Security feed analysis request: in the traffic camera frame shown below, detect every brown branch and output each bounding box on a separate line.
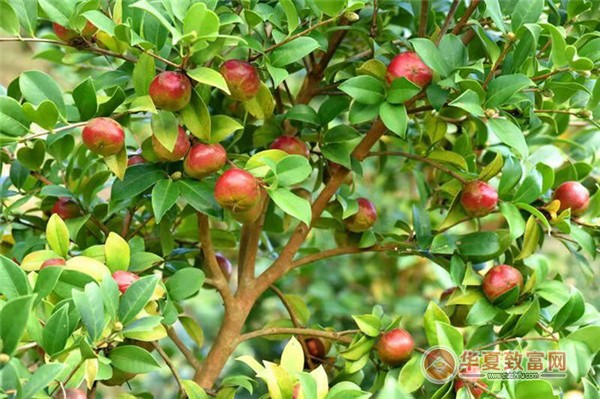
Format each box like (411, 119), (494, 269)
(436, 0), (461, 44)
(451, 0), (481, 35)
(152, 341), (185, 396)
(238, 328), (358, 344)
(289, 244), (399, 270)
(238, 197), (269, 290)
(370, 0), (379, 37)
(167, 326), (201, 369)
(483, 39), (513, 88)
(366, 151), (469, 184)
(419, 0), (430, 37)
(531, 67), (569, 81)
(121, 209), (134, 237)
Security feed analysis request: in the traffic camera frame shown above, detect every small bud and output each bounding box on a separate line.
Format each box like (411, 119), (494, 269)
(580, 70), (591, 78)
(0, 354), (10, 365)
(578, 109), (592, 119)
(171, 171), (183, 180)
(114, 322), (123, 332)
(506, 32), (517, 42)
(541, 89), (554, 98)
(484, 108), (498, 119)
(344, 11), (359, 22)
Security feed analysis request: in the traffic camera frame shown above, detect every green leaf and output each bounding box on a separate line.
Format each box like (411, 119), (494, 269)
(33, 266), (63, 305)
(352, 314), (381, 337)
(151, 111), (179, 152)
(410, 38), (452, 77)
(176, 179), (220, 216)
(0, 255), (31, 299)
(111, 164), (166, 203)
(72, 77), (97, 121)
(281, 337), (304, 374)
(183, 2), (219, 43)
(423, 302), (450, 346)
(182, 380), (209, 399)
(285, 104), (320, 125)
(515, 380), (558, 399)
(379, 102), (408, 138)
(131, 0), (181, 43)
(449, 89), (484, 117)
(0, 295), (35, 355)
(166, 268), (205, 301)
(181, 89), (211, 141)
(566, 326), (600, 353)
(19, 71), (66, 116)
(512, 0), (543, 30)
(46, 214), (70, 258)
(42, 304), (71, 356)
(133, 53), (156, 97)
(22, 364), (64, 398)
(513, 169), (542, 204)
(435, 321), (463, 357)
(552, 289), (585, 331)
(180, 316), (204, 347)
(270, 37), (320, 67)
(0, 96), (31, 137)
(11, 0), (37, 36)
(118, 275), (159, 324)
(486, 74), (534, 108)
(242, 82), (275, 120)
(315, 0), (347, 16)
(187, 67), (230, 95)
(151, 179), (180, 224)
(339, 76), (386, 105)
(105, 232), (130, 272)
(515, 216), (540, 260)
(511, 298), (540, 336)
(268, 188), (312, 226)
(500, 203), (526, 240)
(73, 282), (105, 341)
(109, 345), (161, 374)
(478, 152), (503, 181)
(82, 10), (116, 35)
(279, 0), (299, 32)
(484, 0), (505, 32)
(456, 231), (511, 262)
(129, 252), (164, 273)
(398, 354), (424, 393)
(38, 0), (70, 26)
(0, 2), (20, 35)
(100, 275), (120, 321)
(104, 147), (127, 181)
(22, 100), (58, 131)
(387, 77), (421, 104)
(488, 118), (529, 159)
(210, 115), (243, 143)
(275, 155), (312, 186)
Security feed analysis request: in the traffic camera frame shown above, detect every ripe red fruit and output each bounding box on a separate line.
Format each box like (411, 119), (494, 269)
(40, 258), (66, 269)
(220, 60), (261, 101)
(305, 338), (326, 360)
(184, 143), (227, 179)
(149, 71), (192, 111)
(343, 198), (377, 232)
(460, 181), (498, 217)
(454, 366), (487, 399)
(215, 253), (233, 279)
(386, 52), (433, 88)
(82, 118), (125, 156)
(482, 264), (523, 305)
(152, 126), (191, 162)
(553, 181), (590, 216)
(112, 271), (140, 294)
(53, 21), (97, 42)
(51, 197), (80, 220)
(214, 169), (261, 212)
(56, 388), (87, 399)
(377, 328), (415, 367)
(127, 155), (146, 166)
(270, 136), (310, 158)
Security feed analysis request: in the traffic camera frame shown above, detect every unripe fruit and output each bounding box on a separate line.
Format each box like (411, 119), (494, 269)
(220, 60), (261, 101)
(149, 71), (192, 111)
(40, 258), (66, 269)
(324, 162), (353, 186)
(214, 169), (261, 212)
(152, 126), (191, 162)
(51, 197), (80, 220)
(82, 118), (125, 156)
(215, 253), (233, 279)
(270, 136), (310, 158)
(112, 271), (140, 294)
(454, 366), (487, 399)
(482, 265), (523, 306)
(386, 52), (433, 88)
(460, 181), (498, 217)
(114, 321), (123, 332)
(55, 388), (87, 399)
(184, 143), (227, 179)
(553, 181), (590, 216)
(343, 198), (377, 233)
(53, 21), (96, 42)
(377, 328), (414, 367)
(127, 155), (146, 166)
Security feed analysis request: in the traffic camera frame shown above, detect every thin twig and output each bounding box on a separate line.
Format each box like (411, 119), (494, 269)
(370, 0), (379, 37)
(483, 39), (513, 88)
(152, 341), (185, 397)
(419, 0), (430, 37)
(436, 0), (461, 44)
(289, 244), (400, 270)
(238, 328), (358, 344)
(167, 326), (201, 368)
(451, 0), (481, 35)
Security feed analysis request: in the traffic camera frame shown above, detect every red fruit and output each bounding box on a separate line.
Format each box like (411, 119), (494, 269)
(305, 338), (326, 359)
(215, 253), (233, 279)
(460, 181), (498, 217)
(324, 162), (353, 186)
(482, 264), (523, 304)
(53, 23), (79, 42)
(270, 136), (310, 158)
(454, 366), (487, 399)
(149, 71), (192, 111)
(386, 52), (433, 88)
(184, 143), (227, 179)
(152, 126), (190, 162)
(112, 271), (140, 294)
(343, 198), (377, 232)
(56, 388), (87, 399)
(127, 155), (146, 166)
(377, 328), (415, 367)
(220, 60), (261, 101)
(553, 181), (590, 216)
(51, 197), (80, 220)
(214, 169), (261, 212)
(82, 118), (125, 156)
(40, 258), (66, 269)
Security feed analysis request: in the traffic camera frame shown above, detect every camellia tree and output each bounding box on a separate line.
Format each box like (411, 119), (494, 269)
(0, 0), (599, 398)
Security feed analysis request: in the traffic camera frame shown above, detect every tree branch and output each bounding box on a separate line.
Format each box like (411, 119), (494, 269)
(238, 327), (358, 344)
(238, 197), (269, 290)
(152, 341), (185, 397)
(289, 244), (400, 270)
(451, 0), (481, 35)
(419, 0), (429, 37)
(436, 0), (461, 44)
(167, 326), (200, 369)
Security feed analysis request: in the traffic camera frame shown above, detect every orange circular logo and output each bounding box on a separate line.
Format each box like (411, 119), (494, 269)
(421, 346), (459, 384)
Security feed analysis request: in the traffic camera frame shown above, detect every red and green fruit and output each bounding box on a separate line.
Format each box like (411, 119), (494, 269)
(152, 126), (191, 162)
(127, 155), (146, 166)
(82, 118), (125, 156)
(270, 136), (310, 158)
(377, 328), (414, 367)
(386, 52), (433, 88)
(112, 271), (140, 294)
(149, 71), (192, 111)
(482, 264), (523, 307)
(343, 198), (377, 232)
(460, 181), (498, 217)
(553, 181), (590, 216)
(40, 258), (66, 269)
(184, 143), (227, 179)
(220, 60), (260, 101)
(51, 197), (80, 220)
(53, 21), (97, 42)
(214, 169), (261, 212)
